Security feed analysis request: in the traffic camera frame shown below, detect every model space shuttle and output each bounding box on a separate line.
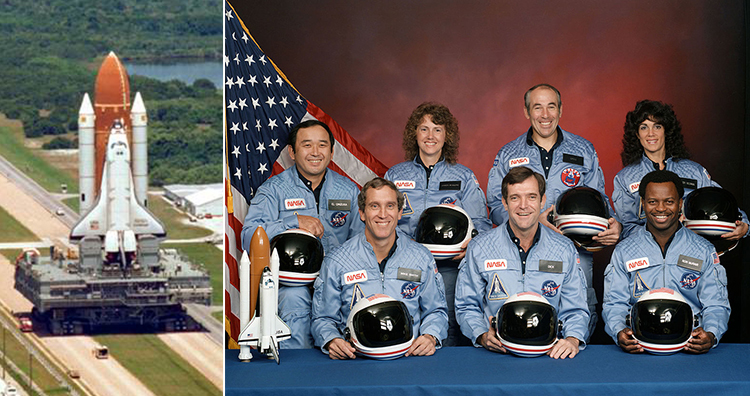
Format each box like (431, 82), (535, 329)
(70, 52), (165, 266)
(237, 227), (291, 364)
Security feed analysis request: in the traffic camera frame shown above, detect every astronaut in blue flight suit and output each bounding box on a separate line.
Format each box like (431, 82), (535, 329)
(612, 99), (748, 240)
(486, 84), (621, 340)
(241, 120), (363, 349)
(311, 178), (448, 359)
(603, 170), (730, 353)
(385, 102), (491, 346)
(456, 166), (590, 359)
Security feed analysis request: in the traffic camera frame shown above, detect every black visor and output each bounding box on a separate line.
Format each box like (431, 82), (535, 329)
(556, 186), (610, 218)
(415, 206), (470, 245)
(496, 301), (557, 346)
(683, 187), (740, 223)
(352, 301), (413, 348)
(271, 233), (324, 274)
(632, 299), (692, 345)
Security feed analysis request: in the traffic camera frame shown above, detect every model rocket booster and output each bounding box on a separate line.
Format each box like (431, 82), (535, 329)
(70, 121), (165, 261)
(238, 227), (290, 363)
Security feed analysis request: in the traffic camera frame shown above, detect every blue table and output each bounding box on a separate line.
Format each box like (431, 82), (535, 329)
(226, 344), (750, 395)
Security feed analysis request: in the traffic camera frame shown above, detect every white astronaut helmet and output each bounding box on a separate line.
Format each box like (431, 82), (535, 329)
(415, 204), (477, 260)
(492, 292), (560, 358)
(627, 288), (697, 355)
(345, 294), (414, 360)
(552, 186), (610, 252)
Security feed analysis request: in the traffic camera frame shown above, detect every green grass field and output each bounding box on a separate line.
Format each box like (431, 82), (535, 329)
(93, 334), (220, 396)
(0, 126), (78, 194)
(149, 196), (213, 240)
(163, 243), (222, 306)
(0, 206), (37, 243)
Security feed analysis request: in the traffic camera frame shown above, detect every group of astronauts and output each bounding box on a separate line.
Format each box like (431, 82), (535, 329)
(240, 83), (746, 359)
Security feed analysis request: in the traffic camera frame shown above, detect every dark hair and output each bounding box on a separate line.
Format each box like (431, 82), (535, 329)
(287, 120), (335, 152)
(524, 84), (562, 111)
(638, 170), (684, 199)
(358, 177), (404, 212)
(501, 166), (546, 200)
(402, 102), (460, 164)
(621, 100), (690, 166)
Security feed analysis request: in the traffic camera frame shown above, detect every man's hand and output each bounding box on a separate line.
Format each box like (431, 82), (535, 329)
(297, 215), (325, 237)
(593, 218), (622, 246)
(479, 316), (507, 353)
(540, 205), (563, 234)
(721, 220), (748, 241)
(617, 328), (643, 353)
(406, 334), (436, 357)
(685, 327), (715, 354)
(548, 336), (580, 359)
(451, 238), (471, 261)
(325, 338), (356, 360)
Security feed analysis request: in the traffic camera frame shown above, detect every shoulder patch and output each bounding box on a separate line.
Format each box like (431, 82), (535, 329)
(561, 168), (581, 187)
(487, 273), (509, 300)
(633, 272), (650, 298)
(401, 192), (414, 215)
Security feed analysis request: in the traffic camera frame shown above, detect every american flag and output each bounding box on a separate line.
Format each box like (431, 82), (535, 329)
(223, 0), (388, 344)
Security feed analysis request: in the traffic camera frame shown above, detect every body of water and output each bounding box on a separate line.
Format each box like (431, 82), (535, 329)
(125, 60), (222, 89)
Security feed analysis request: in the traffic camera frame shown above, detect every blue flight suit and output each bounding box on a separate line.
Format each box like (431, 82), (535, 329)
(612, 155), (748, 240)
(455, 223), (590, 347)
(241, 166), (363, 348)
(385, 157), (491, 346)
(602, 225), (730, 344)
(311, 230), (448, 350)
(486, 128), (612, 339)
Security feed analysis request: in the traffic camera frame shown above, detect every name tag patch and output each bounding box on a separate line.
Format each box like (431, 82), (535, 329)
(563, 153), (584, 166)
(677, 255), (703, 272)
(509, 157), (530, 167)
(328, 199), (351, 211)
(626, 257), (650, 272)
(629, 182), (640, 194)
(344, 270), (368, 284)
(284, 198), (306, 210)
(681, 178), (698, 190)
(394, 180), (416, 189)
(439, 181), (461, 190)
(397, 267), (422, 282)
(484, 259), (507, 271)
(539, 260), (562, 274)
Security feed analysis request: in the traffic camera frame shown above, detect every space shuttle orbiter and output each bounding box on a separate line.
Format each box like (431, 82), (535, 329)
(70, 120), (165, 266)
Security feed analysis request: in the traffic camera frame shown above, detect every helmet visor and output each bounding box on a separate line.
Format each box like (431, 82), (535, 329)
(632, 299), (692, 345)
(415, 207), (470, 245)
(352, 301), (413, 348)
(497, 301), (557, 346)
(272, 234), (324, 274)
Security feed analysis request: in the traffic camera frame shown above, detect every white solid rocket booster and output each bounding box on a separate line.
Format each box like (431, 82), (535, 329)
(131, 92), (148, 208)
(78, 93), (96, 214)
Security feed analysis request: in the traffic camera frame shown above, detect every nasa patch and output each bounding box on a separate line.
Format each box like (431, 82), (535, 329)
(394, 180), (416, 189)
(401, 282), (420, 299)
(509, 157), (530, 168)
(560, 168), (581, 187)
(541, 280), (560, 297)
(484, 259), (507, 271)
(284, 198), (306, 210)
(628, 182), (640, 194)
(329, 211), (348, 227)
(344, 270), (368, 285)
(439, 196), (456, 205)
(626, 257), (650, 272)
(680, 272), (700, 290)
